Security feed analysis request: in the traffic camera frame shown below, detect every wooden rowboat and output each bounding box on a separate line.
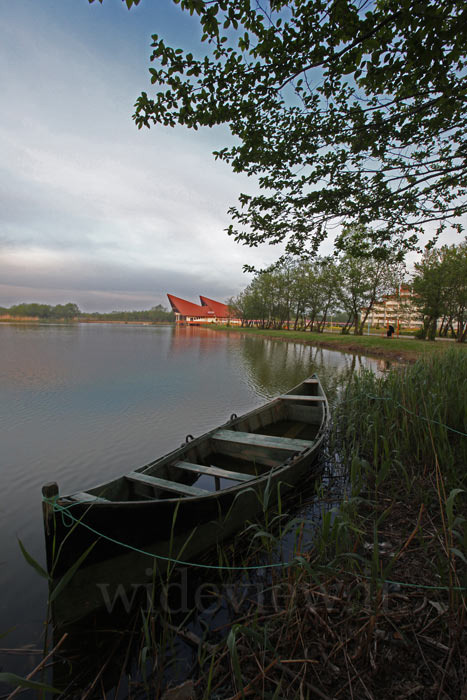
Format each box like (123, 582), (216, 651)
(42, 374), (329, 580)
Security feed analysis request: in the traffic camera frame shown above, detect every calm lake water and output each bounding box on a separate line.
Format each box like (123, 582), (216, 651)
(0, 323), (386, 689)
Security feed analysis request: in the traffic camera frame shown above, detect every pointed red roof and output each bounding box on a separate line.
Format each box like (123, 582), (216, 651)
(167, 294), (215, 317)
(199, 296), (231, 317)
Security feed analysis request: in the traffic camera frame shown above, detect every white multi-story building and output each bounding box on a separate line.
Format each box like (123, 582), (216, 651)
(361, 286), (423, 329)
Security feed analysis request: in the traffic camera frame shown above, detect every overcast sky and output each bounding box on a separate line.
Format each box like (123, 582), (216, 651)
(1, 1), (464, 312)
(0, 0), (285, 312)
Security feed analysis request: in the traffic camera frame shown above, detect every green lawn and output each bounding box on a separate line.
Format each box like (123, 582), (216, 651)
(211, 325), (466, 360)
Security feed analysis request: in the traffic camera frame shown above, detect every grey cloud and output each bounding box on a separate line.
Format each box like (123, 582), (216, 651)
(0, 255), (243, 311)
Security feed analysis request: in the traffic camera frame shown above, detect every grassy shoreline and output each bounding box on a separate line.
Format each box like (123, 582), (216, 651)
(211, 324), (466, 362)
(188, 348), (467, 698)
(119, 348), (464, 699)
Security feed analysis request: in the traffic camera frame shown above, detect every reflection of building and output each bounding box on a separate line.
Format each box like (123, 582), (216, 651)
(361, 286), (423, 329)
(167, 294), (241, 325)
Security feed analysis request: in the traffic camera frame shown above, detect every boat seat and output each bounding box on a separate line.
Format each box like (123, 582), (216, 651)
(212, 430), (313, 451)
(173, 461), (254, 482)
(68, 491), (109, 503)
(280, 395), (326, 401)
(303, 378), (319, 384)
(126, 471), (209, 497)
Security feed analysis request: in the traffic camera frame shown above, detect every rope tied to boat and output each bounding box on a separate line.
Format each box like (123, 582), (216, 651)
(42, 496), (467, 591)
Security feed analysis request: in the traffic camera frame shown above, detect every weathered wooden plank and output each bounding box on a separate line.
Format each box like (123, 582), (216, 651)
(283, 422), (307, 439)
(287, 404), (322, 425)
(213, 429), (313, 451)
(280, 395), (326, 401)
(126, 471), (209, 497)
(174, 461), (254, 482)
(303, 378), (319, 384)
(68, 491), (109, 503)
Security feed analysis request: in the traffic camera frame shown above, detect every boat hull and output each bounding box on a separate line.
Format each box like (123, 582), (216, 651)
(43, 375), (329, 583)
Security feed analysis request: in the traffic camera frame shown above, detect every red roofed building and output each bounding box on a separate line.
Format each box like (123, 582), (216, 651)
(167, 294), (241, 325)
(199, 296), (231, 318)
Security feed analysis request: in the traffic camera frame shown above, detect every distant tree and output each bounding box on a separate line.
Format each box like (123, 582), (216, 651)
(147, 304), (174, 322)
(336, 227), (402, 335)
(440, 242), (467, 342)
(227, 294), (245, 324)
(315, 259), (339, 332)
(9, 303), (52, 318)
(52, 303), (81, 320)
(3, 302), (175, 323)
(254, 271), (282, 328)
(412, 250), (447, 340)
(231, 256), (339, 331)
(412, 241), (467, 342)
(230, 269), (287, 328)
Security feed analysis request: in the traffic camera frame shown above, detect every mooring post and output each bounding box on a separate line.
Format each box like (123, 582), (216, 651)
(42, 482), (59, 537)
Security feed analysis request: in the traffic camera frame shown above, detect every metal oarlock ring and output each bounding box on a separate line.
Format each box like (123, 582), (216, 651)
(185, 434), (194, 443)
(230, 413), (238, 421)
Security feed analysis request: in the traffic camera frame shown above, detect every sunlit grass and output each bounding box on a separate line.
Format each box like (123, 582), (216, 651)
(213, 324), (467, 359)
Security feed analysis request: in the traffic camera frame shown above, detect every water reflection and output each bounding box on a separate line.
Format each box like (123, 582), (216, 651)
(237, 333), (381, 406)
(0, 323), (387, 696)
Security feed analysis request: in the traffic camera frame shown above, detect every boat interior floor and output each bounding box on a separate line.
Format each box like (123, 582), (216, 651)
(250, 419), (319, 442)
(71, 413), (323, 504)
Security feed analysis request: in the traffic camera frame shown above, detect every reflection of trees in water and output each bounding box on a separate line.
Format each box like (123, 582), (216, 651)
(168, 328), (384, 406)
(239, 337), (312, 397)
(239, 336), (380, 404)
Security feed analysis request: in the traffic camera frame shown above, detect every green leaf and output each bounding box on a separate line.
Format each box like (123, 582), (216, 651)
(450, 547), (467, 565)
(17, 539), (49, 580)
(0, 672), (60, 694)
(226, 627), (243, 694)
(446, 489), (464, 526)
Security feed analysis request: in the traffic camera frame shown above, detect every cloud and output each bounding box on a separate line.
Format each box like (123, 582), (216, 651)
(0, 2), (281, 311)
(0, 245), (249, 311)
(1, 0), (465, 315)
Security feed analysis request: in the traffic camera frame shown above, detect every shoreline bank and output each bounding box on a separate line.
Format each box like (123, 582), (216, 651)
(0, 318), (174, 326)
(210, 324), (465, 363)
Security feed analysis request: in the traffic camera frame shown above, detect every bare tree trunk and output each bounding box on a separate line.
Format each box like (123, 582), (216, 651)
(342, 314), (353, 333)
(293, 305), (302, 331)
(358, 307), (371, 335)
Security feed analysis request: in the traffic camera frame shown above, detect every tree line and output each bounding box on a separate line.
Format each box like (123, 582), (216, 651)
(228, 240), (467, 342)
(413, 241), (467, 342)
(0, 302), (81, 320)
(229, 254), (401, 335)
(0, 303), (174, 323)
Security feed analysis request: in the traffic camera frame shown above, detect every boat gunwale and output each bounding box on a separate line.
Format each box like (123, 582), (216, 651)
(57, 374), (330, 508)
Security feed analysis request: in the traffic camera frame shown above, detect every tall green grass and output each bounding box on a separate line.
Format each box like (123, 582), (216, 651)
(332, 347), (467, 493)
(205, 349), (467, 697)
(133, 349), (467, 697)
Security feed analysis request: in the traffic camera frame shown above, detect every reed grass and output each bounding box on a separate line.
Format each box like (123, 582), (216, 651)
(188, 348), (467, 699)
